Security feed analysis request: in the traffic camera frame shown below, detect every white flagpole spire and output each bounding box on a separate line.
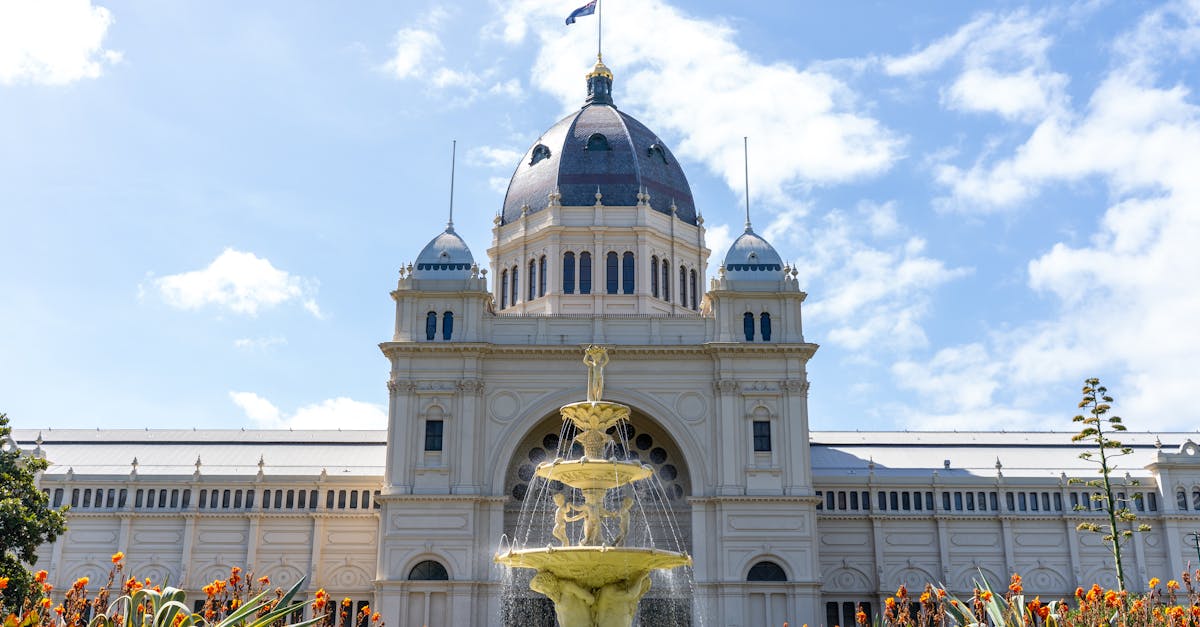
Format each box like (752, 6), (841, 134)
(597, 0), (603, 60)
(743, 136), (752, 232)
(448, 139), (457, 230)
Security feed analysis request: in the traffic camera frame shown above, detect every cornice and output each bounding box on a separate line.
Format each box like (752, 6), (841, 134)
(687, 495), (821, 505)
(381, 341), (818, 359)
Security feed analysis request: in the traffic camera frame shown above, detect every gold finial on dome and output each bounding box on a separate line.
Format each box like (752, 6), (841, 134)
(587, 54), (613, 80)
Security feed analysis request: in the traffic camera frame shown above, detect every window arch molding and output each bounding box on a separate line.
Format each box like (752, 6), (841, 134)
(744, 558), (790, 582)
(406, 558), (451, 581)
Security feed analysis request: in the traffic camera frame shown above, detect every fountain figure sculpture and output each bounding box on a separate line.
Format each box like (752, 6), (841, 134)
(495, 346), (692, 626)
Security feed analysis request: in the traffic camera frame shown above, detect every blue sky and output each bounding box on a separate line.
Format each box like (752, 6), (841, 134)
(2, 0), (1198, 433)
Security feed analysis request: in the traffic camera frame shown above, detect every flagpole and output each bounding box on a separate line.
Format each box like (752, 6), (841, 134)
(597, 0), (603, 59)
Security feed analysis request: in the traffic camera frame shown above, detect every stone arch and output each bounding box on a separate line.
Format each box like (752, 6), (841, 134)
(742, 555), (792, 581)
(1082, 564), (1120, 590)
(822, 566), (872, 593)
(325, 564), (373, 590)
(259, 562), (305, 590)
(196, 563), (234, 586)
(66, 562), (107, 587)
(1025, 567), (1069, 594)
(133, 563), (176, 588)
(402, 554), (454, 580)
(487, 386), (707, 495)
(891, 566), (937, 592)
(952, 566), (1003, 594)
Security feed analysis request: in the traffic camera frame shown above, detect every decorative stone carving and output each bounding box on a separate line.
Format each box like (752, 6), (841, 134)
(457, 379), (485, 394)
(714, 380), (739, 394)
(387, 380), (416, 394)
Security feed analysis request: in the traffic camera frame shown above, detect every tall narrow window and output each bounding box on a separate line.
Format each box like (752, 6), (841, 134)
(579, 252), (592, 294)
(661, 259), (670, 301)
(425, 311), (437, 341)
(563, 252), (576, 294)
(424, 419), (444, 452)
(679, 266), (687, 306)
(651, 256), (659, 297)
(511, 265), (518, 304)
(743, 312), (755, 341)
(752, 420), (771, 451)
(760, 312), (772, 341)
(500, 270), (508, 308)
(528, 259), (537, 301)
(538, 255), (547, 297)
(690, 269), (698, 310)
(622, 252), (634, 294)
(441, 311), (453, 340)
(606, 252), (619, 294)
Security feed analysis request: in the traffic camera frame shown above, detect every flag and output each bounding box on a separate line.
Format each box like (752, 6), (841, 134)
(565, 0), (596, 25)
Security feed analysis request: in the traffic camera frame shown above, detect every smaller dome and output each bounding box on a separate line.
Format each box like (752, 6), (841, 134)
(412, 226), (474, 279)
(723, 227), (784, 278)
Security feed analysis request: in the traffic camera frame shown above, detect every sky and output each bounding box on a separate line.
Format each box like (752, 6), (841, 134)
(1, 0), (1199, 434)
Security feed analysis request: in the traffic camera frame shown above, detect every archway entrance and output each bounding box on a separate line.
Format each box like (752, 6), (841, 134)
(500, 406), (694, 626)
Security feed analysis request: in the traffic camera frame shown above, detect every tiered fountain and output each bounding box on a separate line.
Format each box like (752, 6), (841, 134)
(495, 346), (692, 626)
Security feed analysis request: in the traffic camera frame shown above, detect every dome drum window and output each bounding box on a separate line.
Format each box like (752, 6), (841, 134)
(529, 144), (551, 165)
(647, 143), (669, 164)
(586, 133), (611, 151)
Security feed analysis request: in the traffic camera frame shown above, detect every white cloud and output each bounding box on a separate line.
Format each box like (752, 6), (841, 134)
(885, 11), (1068, 122)
(233, 336), (287, 350)
(703, 223), (733, 278)
(153, 248), (321, 317)
(468, 145), (523, 169)
(496, 0), (902, 204)
(890, 1), (1200, 430)
(488, 176), (510, 194)
(383, 27), (440, 80)
(230, 392), (386, 430)
(0, 0), (120, 85)
(781, 208), (970, 353)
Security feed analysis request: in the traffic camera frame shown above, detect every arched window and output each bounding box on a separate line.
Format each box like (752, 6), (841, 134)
(538, 256), (547, 297)
(528, 259), (537, 301)
(425, 311), (437, 341)
(1178, 489), (1188, 510)
(661, 258), (670, 302)
(511, 265), (519, 305)
(606, 252), (619, 294)
(586, 133), (611, 151)
(651, 256), (659, 298)
(622, 252), (635, 294)
(760, 312), (772, 341)
(1192, 489), (1200, 511)
(579, 252), (592, 294)
(690, 270), (698, 310)
(647, 143), (669, 164)
(743, 312), (755, 341)
(442, 311), (453, 340)
(679, 266), (687, 307)
(408, 560), (449, 581)
(500, 269), (508, 309)
(563, 252), (576, 294)
(530, 144), (551, 165)
(747, 561), (787, 582)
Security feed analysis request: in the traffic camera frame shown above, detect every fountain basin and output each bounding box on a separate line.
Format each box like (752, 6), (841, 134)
(495, 546), (691, 589)
(535, 459), (651, 490)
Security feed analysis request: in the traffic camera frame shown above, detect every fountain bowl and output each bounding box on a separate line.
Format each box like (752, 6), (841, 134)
(495, 546), (692, 590)
(535, 459), (652, 490)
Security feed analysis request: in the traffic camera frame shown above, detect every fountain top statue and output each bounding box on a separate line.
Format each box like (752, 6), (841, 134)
(583, 344), (609, 402)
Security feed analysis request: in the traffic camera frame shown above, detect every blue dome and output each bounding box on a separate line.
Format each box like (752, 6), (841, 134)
(501, 61), (696, 225)
(723, 227), (784, 278)
(412, 226), (474, 279)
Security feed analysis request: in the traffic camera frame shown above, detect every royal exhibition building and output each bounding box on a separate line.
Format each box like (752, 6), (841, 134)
(12, 57), (1200, 627)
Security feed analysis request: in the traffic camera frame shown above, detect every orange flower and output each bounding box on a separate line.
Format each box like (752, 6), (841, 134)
(34, 571), (48, 584)
(1149, 577), (1161, 589)
(111, 552), (124, 563)
(258, 576), (270, 585)
(72, 576), (89, 589)
(885, 597), (896, 609)
(1170, 605), (1186, 620)
(371, 613), (381, 623)
(342, 598), (352, 607)
(1008, 574), (1023, 595)
(1037, 606), (1050, 620)
(1192, 605), (1200, 618)
(896, 585), (908, 598)
(1104, 590), (1120, 607)
(202, 584), (216, 597)
(855, 609), (867, 624)
(171, 615), (185, 627)
(53, 606), (64, 617)
(1168, 579), (1180, 590)
(980, 590), (993, 602)
(919, 591), (930, 604)
(42, 584), (52, 593)
(0, 578), (7, 590)
(230, 599), (241, 610)
(1075, 586), (1084, 598)
(230, 567), (241, 575)
(935, 588), (946, 599)
(204, 610), (215, 620)
(950, 600), (959, 607)
(137, 604), (145, 614)
(39, 599), (52, 610)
